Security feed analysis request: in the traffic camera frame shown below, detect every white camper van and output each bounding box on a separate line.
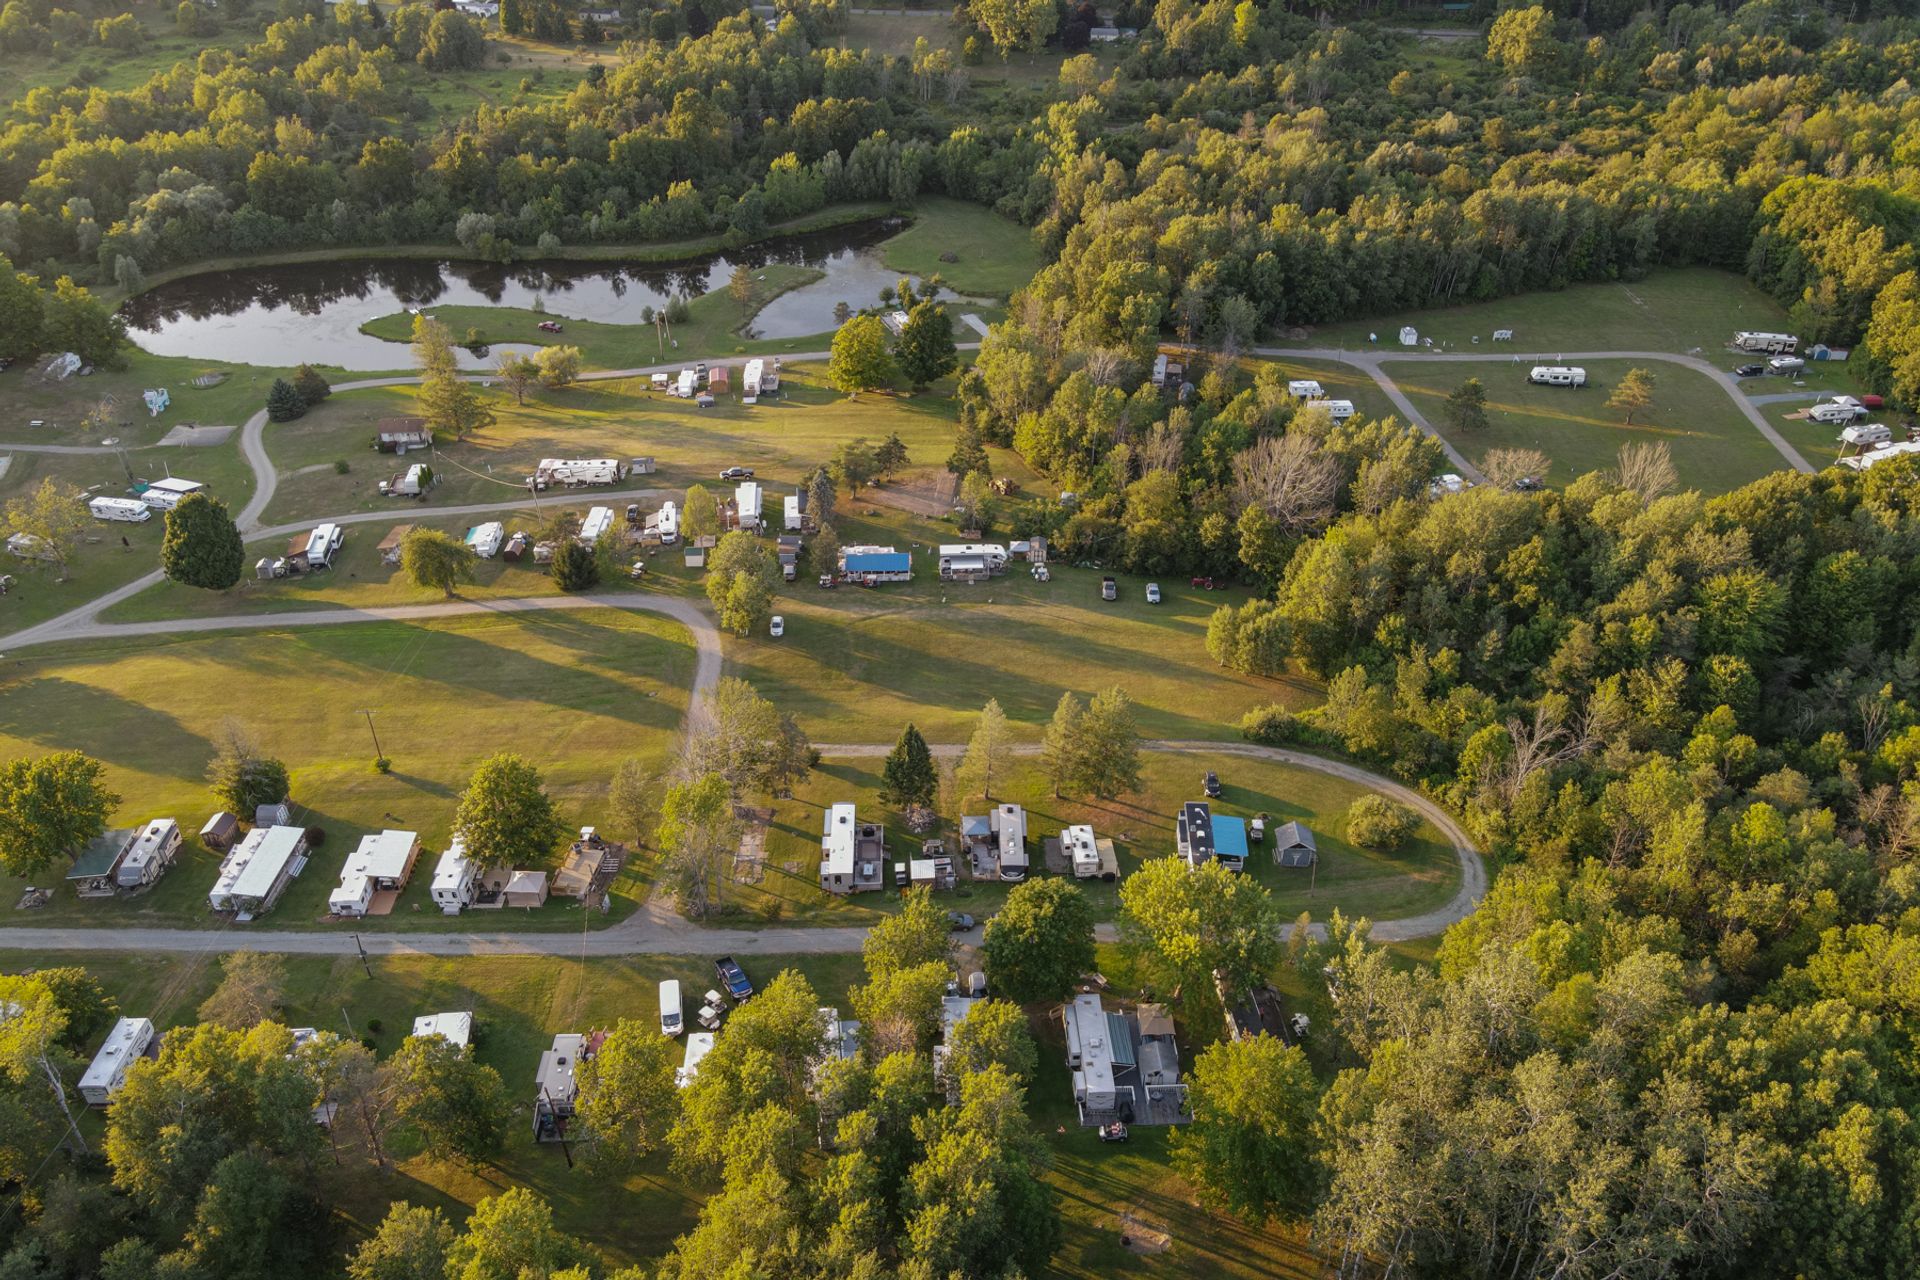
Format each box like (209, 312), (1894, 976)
(1305, 398), (1357, 421)
(1734, 331), (1798, 354)
(659, 980), (683, 1037)
(89, 496), (150, 523)
(1840, 422), (1892, 448)
(1529, 366), (1587, 387)
(1287, 379), (1324, 399)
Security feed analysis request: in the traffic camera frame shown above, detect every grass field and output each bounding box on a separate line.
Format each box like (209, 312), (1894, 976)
(880, 196), (1046, 298)
(1381, 357), (1788, 491)
(7, 942), (1330, 1279)
(736, 750), (1458, 928)
(0, 610), (693, 931)
(1309, 268), (1794, 358)
(356, 262), (831, 367)
(248, 361), (967, 526)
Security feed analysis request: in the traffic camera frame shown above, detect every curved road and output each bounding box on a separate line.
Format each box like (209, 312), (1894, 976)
(1253, 346), (1815, 479)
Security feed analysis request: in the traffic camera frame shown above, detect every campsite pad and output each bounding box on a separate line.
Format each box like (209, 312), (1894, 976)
(157, 424), (236, 446)
(363, 889), (401, 916)
(866, 469), (958, 518)
(732, 807), (772, 885)
(1118, 1213), (1172, 1256)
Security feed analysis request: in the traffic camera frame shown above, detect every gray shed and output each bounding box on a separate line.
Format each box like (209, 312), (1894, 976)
(1273, 821), (1317, 868)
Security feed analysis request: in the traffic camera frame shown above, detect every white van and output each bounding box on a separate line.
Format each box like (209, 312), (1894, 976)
(1529, 366), (1587, 387)
(1840, 422), (1892, 447)
(1304, 398), (1356, 422)
(89, 496), (151, 523)
(659, 980), (683, 1037)
(1287, 379), (1324, 399)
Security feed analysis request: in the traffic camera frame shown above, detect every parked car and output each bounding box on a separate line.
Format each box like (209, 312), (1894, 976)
(714, 956), (753, 1002)
(1191, 576), (1219, 589)
(537, 320), (563, 333)
(1203, 770), (1222, 798)
(719, 466), (754, 479)
(1146, 582), (1161, 604)
(1101, 576), (1117, 601)
(769, 615), (784, 638)
(948, 912), (975, 931)
(1733, 363), (1766, 377)
(1513, 476), (1545, 492)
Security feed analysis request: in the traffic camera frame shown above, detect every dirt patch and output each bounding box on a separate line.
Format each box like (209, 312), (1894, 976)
(867, 468), (958, 519)
(1119, 1212), (1172, 1255)
(733, 805), (772, 885)
(157, 424), (236, 447)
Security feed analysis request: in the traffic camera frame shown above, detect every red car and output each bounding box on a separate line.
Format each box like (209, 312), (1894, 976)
(1191, 576), (1219, 590)
(537, 320), (563, 333)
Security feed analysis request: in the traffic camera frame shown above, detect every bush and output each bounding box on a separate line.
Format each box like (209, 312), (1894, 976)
(291, 363), (332, 406)
(332, 459), (350, 474)
(1240, 704), (1300, 745)
(1346, 795), (1419, 851)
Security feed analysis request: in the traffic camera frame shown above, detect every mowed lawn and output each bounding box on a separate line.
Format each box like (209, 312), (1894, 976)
(738, 750), (1459, 928)
(0, 610), (693, 931)
(880, 196), (1046, 298)
(1307, 266), (1793, 357)
(1381, 357), (1788, 492)
(252, 364), (966, 526)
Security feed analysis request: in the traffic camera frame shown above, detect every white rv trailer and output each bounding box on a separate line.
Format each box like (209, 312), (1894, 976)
(1840, 422), (1892, 447)
(115, 818), (181, 889)
(1734, 331), (1798, 354)
(534, 458), (626, 488)
(1838, 440), (1920, 472)
(465, 521), (505, 558)
(1528, 366), (1587, 387)
(138, 477), (205, 510)
(1304, 398), (1357, 421)
(1286, 379), (1324, 398)
(657, 500), (679, 545)
(580, 506), (615, 547)
(1810, 397), (1866, 425)
(676, 368), (697, 398)
(735, 482), (763, 530)
(304, 523), (344, 570)
(1768, 356), (1805, 375)
(88, 496), (150, 523)
(743, 358), (764, 399)
(79, 1017), (157, 1107)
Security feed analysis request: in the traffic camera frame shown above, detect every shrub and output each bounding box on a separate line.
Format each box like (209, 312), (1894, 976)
(1240, 704), (1300, 745)
(1346, 795), (1419, 851)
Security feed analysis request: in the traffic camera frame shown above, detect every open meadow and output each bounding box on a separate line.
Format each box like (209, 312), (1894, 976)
(1381, 356), (1787, 491)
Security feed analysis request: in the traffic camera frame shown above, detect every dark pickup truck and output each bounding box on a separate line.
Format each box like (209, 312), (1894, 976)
(714, 956), (754, 1002)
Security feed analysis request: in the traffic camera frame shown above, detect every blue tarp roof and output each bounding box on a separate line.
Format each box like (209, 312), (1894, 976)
(845, 552), (911, 573)
(1214, 816), (1249, 859)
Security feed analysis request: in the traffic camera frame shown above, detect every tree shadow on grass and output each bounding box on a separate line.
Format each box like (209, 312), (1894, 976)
(0, 675), (212, 774)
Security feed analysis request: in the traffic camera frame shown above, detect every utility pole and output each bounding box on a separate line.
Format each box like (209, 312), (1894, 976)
(357, 708), (383, 765)
(351, 932), (374, 981)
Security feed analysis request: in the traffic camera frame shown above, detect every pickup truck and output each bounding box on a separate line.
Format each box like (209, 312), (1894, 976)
(714, 956), (754, 1002)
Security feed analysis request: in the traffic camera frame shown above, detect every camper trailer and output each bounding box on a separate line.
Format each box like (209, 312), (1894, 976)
(735, 482), (763, 531)
(1287, 379), (1324, 399)
(116, 818), (181, 890)
(1768, 356), (1806, 376)
(79, 1018), (157, 1107)
(743, 358), (764, 400)
(1528, 366), (1587, 387)
(380, 463), (432, 497)
(657, 501), (679, 545)
(1304, 398), (1357, 421)
(465, 521), (505, 559)
(303, 523), (344, 570)
(580, 506), (615, 547)
(1734, 331), (1798, 354)
(1840, 422), (1893, 448)
(1810, 398), (1866, 424)
(138, 477), (205, 511)
(532, 458), (626, 489)
(431, 840), (478, 914)
(88, 496), (150, 523)
(675, 368), (697, 398)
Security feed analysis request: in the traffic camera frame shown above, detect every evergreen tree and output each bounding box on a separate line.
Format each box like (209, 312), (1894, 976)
(499, 0), (527, 34)
(947, 420), (992, 477)
(879, 724), (938, 809)
(291, 363), (332, 406)
(1444, 377), (1488, 431)
(1041, 691), (1088, 798)
(264, 378), (306, 422)
(895, 301), (957, 389)
(161, 492), (245, 590)
(805, 467), (836, 527)
(550, 538), (599, 591)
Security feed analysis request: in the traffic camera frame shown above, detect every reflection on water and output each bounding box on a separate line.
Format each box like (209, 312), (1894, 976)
(120, 220), (987, 372)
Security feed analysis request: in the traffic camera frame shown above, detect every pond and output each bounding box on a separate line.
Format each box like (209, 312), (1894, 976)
(120, 220), (987, 372)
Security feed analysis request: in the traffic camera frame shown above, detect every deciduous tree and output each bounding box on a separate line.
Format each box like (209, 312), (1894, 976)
(705, 530), (778, 636)
(1171, 1034), (1319, 1221)
(445, 1188), (595, 1280)
(412, 316), (493, 440)
(4, 478), (90, 581)
(205, 722), (289, 815)
(864, 886), (953, 979)
(1607, 366), (1656, 424)
(896, 302), (956, 389)
(0, 751), (116, 879)
(1119, 858), (1283, 1001)
(453, 753), (560, 870)
(398, 527), (474, 597)
(291, 363), (331, 406)
(534, 344), (581, 388)
(828, 314), (893, 394)
(575, 1019), (681, 1170)
(981, 879), (1096, 1002)
(384, 1034), (509, 1167)
(496, 352), (537, 405)
(654, 772), (738, 918)
(197, 951), (285, 1029)
(348, 1204), (455, 1280)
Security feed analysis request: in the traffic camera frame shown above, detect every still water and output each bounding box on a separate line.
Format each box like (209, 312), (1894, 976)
(120, 221), (982, 372)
